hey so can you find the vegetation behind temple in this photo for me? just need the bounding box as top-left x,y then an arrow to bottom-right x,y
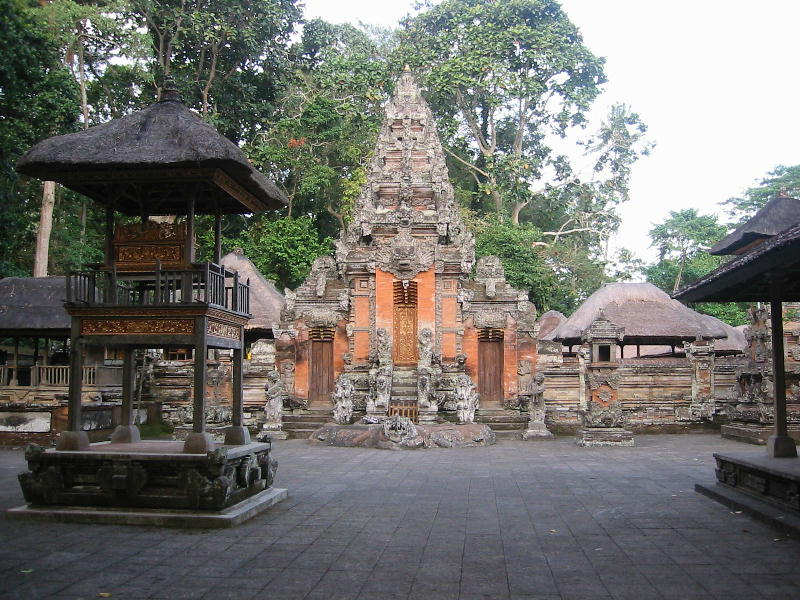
1,0 -> 794,322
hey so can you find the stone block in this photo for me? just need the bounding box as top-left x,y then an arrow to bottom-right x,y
575,427 -> 634,447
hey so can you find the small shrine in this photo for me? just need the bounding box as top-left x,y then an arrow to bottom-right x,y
275,68 -> 539,430
8,80 -> 287,526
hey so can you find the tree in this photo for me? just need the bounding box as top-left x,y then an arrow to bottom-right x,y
130,0 -> 302,142
0,0 -> 80,277
645,209 -> 747,325
723,164 -> 800,224
247,20 -> 391,237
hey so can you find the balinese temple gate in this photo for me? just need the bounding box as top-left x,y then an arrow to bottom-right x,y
277,68 -> 539,425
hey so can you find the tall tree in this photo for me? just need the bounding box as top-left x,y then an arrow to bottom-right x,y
645,209 -> 747,325
247,20 -> 391,236
723,164 -> 800,225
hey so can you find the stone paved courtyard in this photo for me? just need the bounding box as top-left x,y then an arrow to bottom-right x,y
2,434 -> 800,599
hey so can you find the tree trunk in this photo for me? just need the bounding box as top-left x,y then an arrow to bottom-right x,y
33,181 -> 56,277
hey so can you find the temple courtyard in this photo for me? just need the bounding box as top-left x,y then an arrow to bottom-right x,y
0,436 -> 798,599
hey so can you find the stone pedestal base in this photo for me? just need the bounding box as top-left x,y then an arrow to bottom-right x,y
224,425 -> 251,445
183,432 -> 216,453
721,423 -> 800,446
576,427 -> 634,447
110,425 -> 141,444
522,424 -> 554,440
767,434 -> 798,458
259,428 -> 288,441
55,430 -> 90,451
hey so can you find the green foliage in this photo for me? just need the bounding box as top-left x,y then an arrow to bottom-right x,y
0,0 -> 81,277
723,164 -> 800,224
473,219 -> 556,311
645,209 -> 748,326
237,216 -> 332,290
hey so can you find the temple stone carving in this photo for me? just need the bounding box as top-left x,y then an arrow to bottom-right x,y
260,369 -> 287,440
272,68 -> 539,429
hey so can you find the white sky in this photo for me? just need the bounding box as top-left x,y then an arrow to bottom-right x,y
300,0 -> 800,266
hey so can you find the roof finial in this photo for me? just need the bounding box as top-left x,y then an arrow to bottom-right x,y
403,63 -> 411,72
160,75 -> 182,103
779,186 -> 790,198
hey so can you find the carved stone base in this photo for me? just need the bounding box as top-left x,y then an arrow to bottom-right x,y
575,427 -> 634,447
223,425 -> 251,446
258,428 -> 288,441
721,423 -> 800,446
714,452 -> 800,513
110,425 -> 141,444
55,430 -> 90,451
17,440 -> 278,511
522,423 -> 554,440
183,432 -> 216,454
767,435 -> 798,458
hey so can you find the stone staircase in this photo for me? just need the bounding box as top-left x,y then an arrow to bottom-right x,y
282,410 -> 330,439
389,367 -> 419,420
476,409 -> 528,439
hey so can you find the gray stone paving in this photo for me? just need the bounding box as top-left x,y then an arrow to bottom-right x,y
2,434 -> 800,599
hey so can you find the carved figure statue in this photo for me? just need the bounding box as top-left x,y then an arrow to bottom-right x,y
455,373 -> 479,424
278,361 -> 295,394
376,328 -> 392,367
263,370 -> 286,430
455,353 -> 467,372
529,373 -> 546,424
281,288 -> 296,322
331,375 -> 355,424
475,255 -> 505,297
375,365 -> 392,409
417,366 -> 433,408
418,327 -> 434,369
517,359 -> 533,394
383,414 -> 418,444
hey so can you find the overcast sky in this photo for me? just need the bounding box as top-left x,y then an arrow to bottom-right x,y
301,0 -> 800,266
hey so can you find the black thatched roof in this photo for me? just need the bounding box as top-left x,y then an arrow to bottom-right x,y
220,250 -> 284,333
16,92 -> 287,215
0,277 -> 70,337
674,224 -> 800,303
710,196 -> 800,255
550,282 -> 728,345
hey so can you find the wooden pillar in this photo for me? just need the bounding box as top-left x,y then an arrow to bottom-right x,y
213,212 -> 222,265
224,333 -> 250,445
184,316 -> 214,452
768,293 -> 797,457
56,320 -> 89,450
186,198 -> 196,264
10,338 -> 18,386
104,206 -> 114,266
111,346 -> 140,443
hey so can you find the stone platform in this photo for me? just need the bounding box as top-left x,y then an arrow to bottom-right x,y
7,486 -> 287,528
309,422 -> 496,449
576,427 -> 634,447
721,423 -> 800,445
709,451 -> 800,514
16,440 -> 278,512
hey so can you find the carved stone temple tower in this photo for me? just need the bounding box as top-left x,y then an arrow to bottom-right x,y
276,68 -> 539,426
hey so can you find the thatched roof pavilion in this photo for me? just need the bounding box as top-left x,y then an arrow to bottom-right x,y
548,282 -> 728,346
220,249 -> 284,341
16,84 -> 287,215
710,195 -> 800,256
536,310 -> 566,339
0,277 -> 70,338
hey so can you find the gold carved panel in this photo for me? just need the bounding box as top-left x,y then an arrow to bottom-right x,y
117,245 -> 182,263
81,318 -> 194,335
393,305 -> 417,365
207,320 -> 240,340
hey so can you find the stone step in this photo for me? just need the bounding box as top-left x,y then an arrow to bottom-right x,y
476,415 -> 528,424
486,422 -> 528,431
493,430 -> 523,440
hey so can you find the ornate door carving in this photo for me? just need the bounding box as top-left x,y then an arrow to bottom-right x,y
479,328 -> 504,407
309,327 -> 334,406
393,280 -> 418,365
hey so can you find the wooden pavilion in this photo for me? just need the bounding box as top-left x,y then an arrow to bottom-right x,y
10,81 -> 288,521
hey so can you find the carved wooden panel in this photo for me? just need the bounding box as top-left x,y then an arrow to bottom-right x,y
393,281 -> 418,365
309,340 -> 334,406
479,338 -> 503,406
207,320 -> 240,340
81,318 -> 194,335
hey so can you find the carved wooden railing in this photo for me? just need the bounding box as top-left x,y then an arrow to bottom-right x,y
0,365 -> 97,387
66,261 -> 250,316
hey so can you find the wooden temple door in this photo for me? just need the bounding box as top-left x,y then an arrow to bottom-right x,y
478,328 -> 504,408
393,280 -> 418,366
309,327 -> 334,407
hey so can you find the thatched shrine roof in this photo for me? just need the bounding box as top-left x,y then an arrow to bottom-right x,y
220,250 -> 284,335
710,195 -> 800,255
0,277 -> 70,337
675,223 -> 800,303
549,282 -> 728,345
16,90 -> 287,216
536,310 -> 566,339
